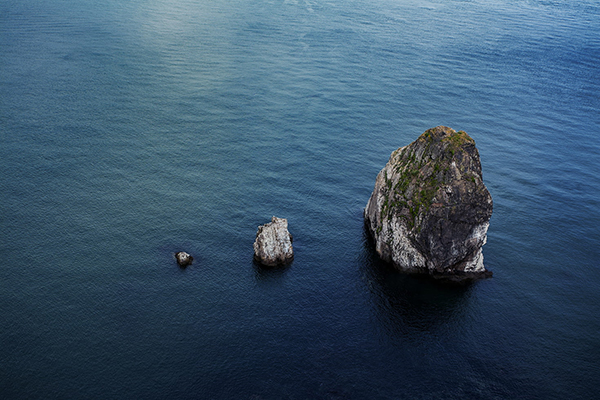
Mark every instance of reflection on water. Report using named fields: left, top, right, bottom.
left=253, top=260, right=291, bottom=284
left=359, top=227, right=473, bottom=341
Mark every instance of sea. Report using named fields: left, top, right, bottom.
left=1, top=0, right=599, bottom=398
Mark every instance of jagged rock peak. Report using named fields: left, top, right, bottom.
left=253, top=216, right=294, bottom=267
left=364, top=126, right=493, bottom=283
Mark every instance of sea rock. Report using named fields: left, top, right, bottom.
left=364, top=126, right=493, bottom=282
left=253, top=216, right=294, bottom=267
left=175, top=251, right=193, bottom=267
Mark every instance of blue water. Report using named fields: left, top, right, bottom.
left=1, top=0, right=599, bottom=398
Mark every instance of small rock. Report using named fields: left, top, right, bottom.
left=175, top=251, right=193, bottom=267
left=253, top=216, right=294, bottom=267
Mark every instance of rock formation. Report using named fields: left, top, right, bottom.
left=364, top=126, right=493, bottom=282
left=175, top=251, right=193, bottom=267
left=253, top=216, right=294, bottom=267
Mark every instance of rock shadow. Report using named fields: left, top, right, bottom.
left=360, top=224, right=474, bottom=340
left=252, top=259, right=291, bottom=284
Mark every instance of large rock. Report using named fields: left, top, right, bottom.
left=364, top=126, right=493, bottom=282
left=253, top=216, right=294, bottom=267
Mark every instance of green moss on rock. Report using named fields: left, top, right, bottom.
left=364, top=126, right=493, bottom=282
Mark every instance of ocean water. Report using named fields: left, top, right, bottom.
left=1, top=0, right=599, bottom=398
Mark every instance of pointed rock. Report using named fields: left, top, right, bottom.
left=253, top=216, right=294, bottom=267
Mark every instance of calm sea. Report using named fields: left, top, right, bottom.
left=1, top=0, right=599, bottom=398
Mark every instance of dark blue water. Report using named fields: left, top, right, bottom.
left=1, top=0, right=599, bottom=398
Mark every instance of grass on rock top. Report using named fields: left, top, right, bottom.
left=380, top=127, right=476, bottom=230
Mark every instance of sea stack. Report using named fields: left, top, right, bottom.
left=364, top=126, right=493, bottom=282
left=253, top=216, right=294, bottom=267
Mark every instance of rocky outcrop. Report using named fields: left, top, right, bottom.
left=364, top=126, right=493, bottom=282
left=253, top=216, right=294, bottom=267
left=175, top=251, right=193, bottom=267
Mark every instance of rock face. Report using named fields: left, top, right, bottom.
left=253, top=216, right=294, bottom=267
left=175, top=251, right=193, bottom=267
left=364, top=126, right=493, bottom=282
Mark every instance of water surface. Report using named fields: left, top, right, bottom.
left=1, top=0, right=599, bottom=398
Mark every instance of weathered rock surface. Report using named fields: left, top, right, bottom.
left=364, top=126, right=493, bottom=282
left=253, top=216, right=294, bottom=267
left=175, top=251, right=193, bottom=267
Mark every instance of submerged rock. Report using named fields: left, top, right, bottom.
left=175, top=251, right=193, bottom=267
left=364, top=126, right=493, bottom=282
left=253, top=216, right=294, bottom=267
